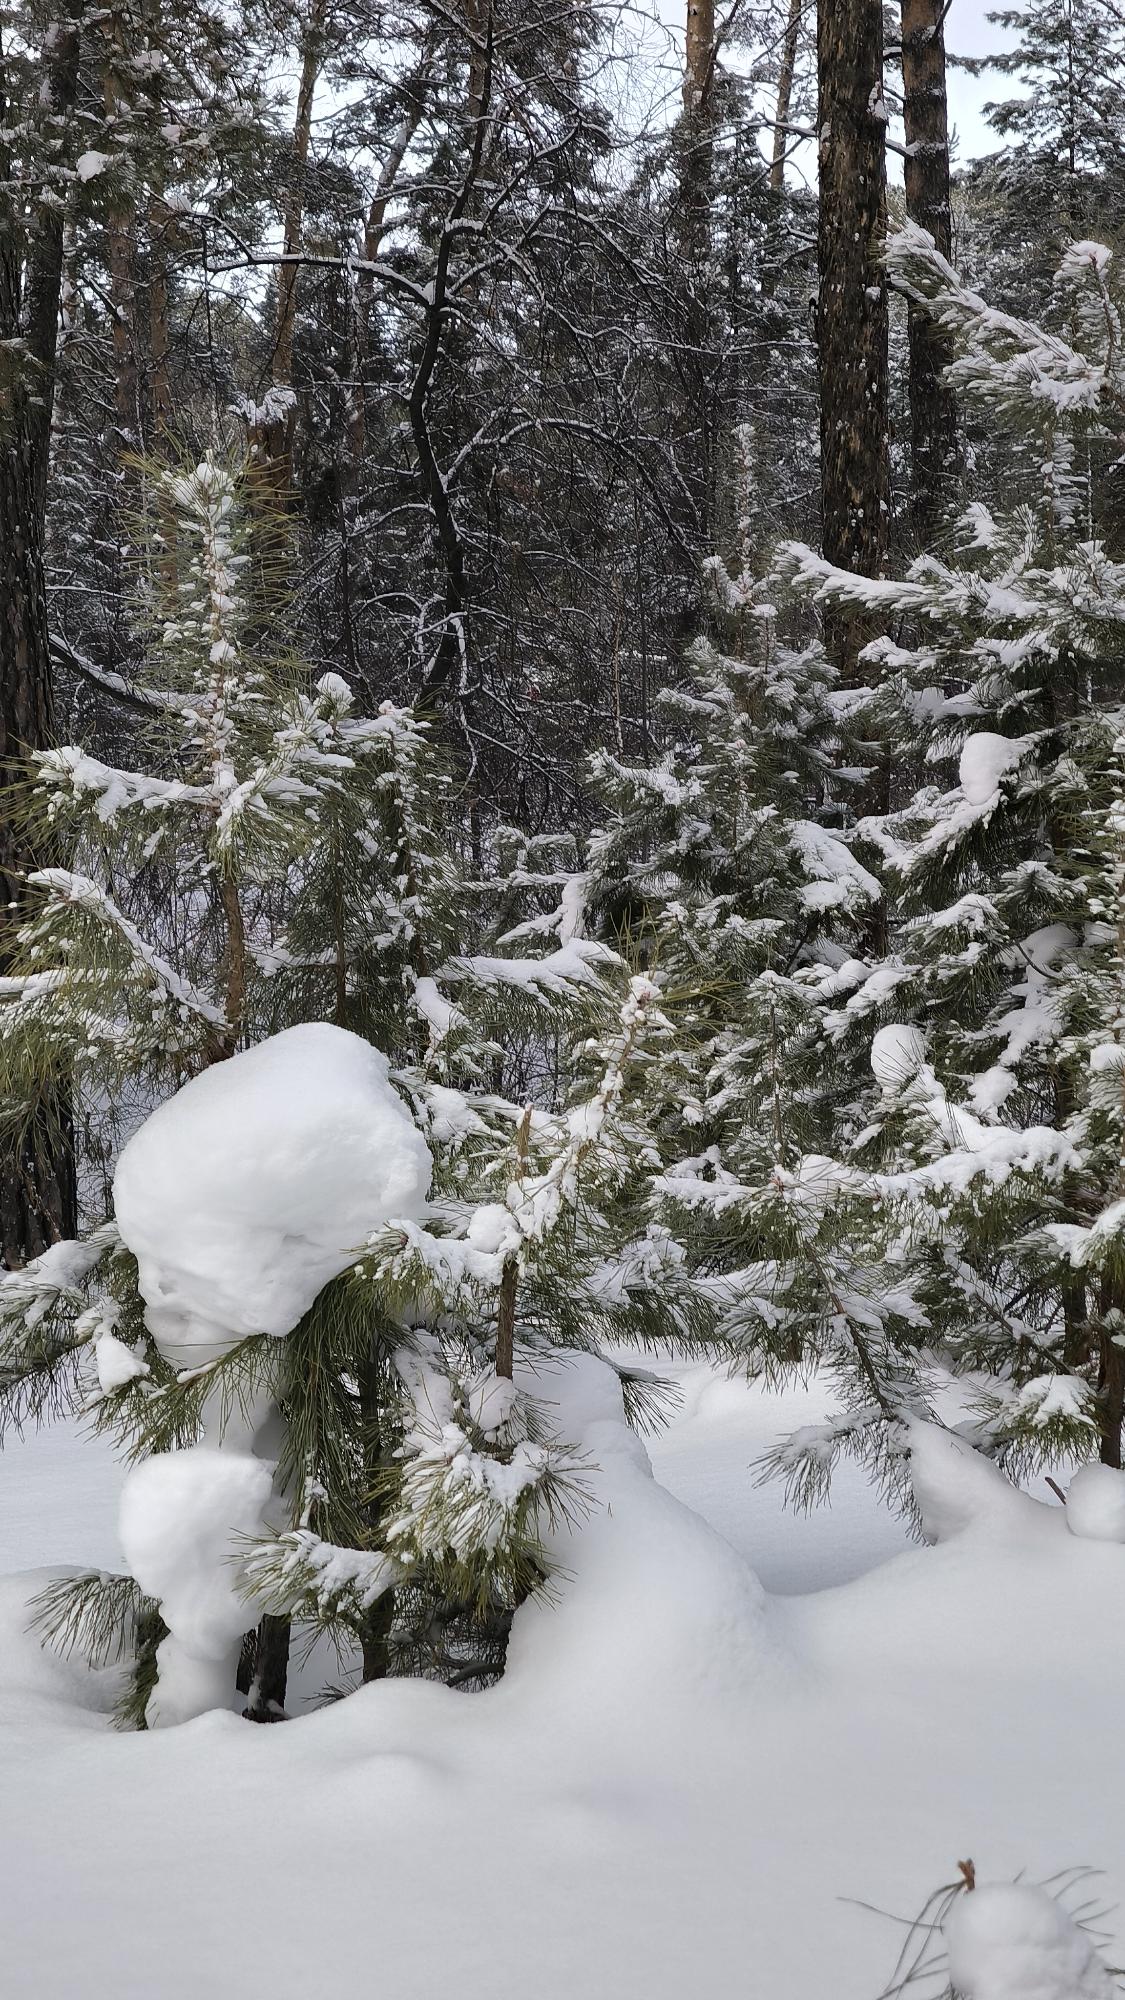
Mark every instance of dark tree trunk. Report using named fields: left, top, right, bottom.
left=1099, top=1331, right=1125, bottom=1467
left=0, top=4, right=82, bottom=1266
left=242, top=1614, right=291, bottom=1721
left=360, top=1591, right=395, bottom=1684
left=1099, top=1274, right=1125, bottom=1467
left=816, top=0, right=889, bottom=673
left=358, top=1348, right=396, bottom=1683
left=901, top=0, right=960, bottom=543
left=0, top=374, right=76, bottom=1265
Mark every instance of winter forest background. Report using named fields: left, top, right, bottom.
left=4, top=2, right=1125, bottom=1996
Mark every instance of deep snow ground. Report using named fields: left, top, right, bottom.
left=0, top=1359, right=1119, bottom=2000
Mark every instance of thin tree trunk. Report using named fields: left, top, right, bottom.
left=901, top=0, right=960, bottom=543
left=1100, top=1282, right=1125, bottom=1467
left=465, top=0, right=490, bottom=128
left=349, top=64, right=431, bottom=465
left=816, top=0, right=889, bottom=674
left=22, top=1, right=83, bottom=512
left=495, top=1108, right=529, bottom=1382
left=358, top=1350, right=395, bottom=1682
left=101, top=7, right=138, bottom=437
left=495, top=1260, right=517, bottom=1381
left=769, top=0, right=803, bottom=191
left=148, top=197, right=174, bottom=437
left=678, top=0, right=718, bottom=548
left=258, top=0, right=329, bottom=486
left=361, top=1593, right=395, bottom=1683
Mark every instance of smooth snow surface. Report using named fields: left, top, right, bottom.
left=945, top=1882, right=1116, bottom=1999
left=114, top=1023, right=431, bottom=1358
left=0, top=1358, right=1121, bottom=1999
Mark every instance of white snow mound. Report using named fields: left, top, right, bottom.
left=905, top=1422, right=1044, bottom=1545
left=502, top=1355, right=777, bottom=1726
left=113, top=1024, right=432, bottom=1358
left=944, top=1882, right=1115, bottom=2000
left=119, top=1445, right=275, bottom=1726
left=119, top=1446, right=273, bottom=1655
left=1066, top=1462, right=1125, bottom=1543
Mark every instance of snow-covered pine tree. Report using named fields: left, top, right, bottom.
left=570, top=561, right=930, bottom=1491
left=0, top=454, right=726, bottom=1723
left=985, top=0, right=1125, bottom=187
left=771, top=222, right=1125, bottom=1480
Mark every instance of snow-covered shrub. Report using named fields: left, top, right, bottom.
left=871, top=1856, right=1120, bottom=2000
left=944, top=1879, right=1118, bottom=2000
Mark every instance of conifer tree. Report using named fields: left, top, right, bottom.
left=771, top=223, right=1125, bottom=1480
left=574, top=555, right=929, bottom=1497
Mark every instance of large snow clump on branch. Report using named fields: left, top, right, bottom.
left=958, top=732, right=1029, bottom=808
left=114, top=1023, right=432, bottom=1359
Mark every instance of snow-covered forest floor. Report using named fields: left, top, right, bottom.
left=1, top=1356, right=1119, bottom=2000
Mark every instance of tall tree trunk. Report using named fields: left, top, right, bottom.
left=683, top=0, right=715, bottom=156
left=465, top=0, right=490, bottom=128
left=769, top=0, right=803, bottom=191
left=901, top=0, right=960, bottom=543
left=101, top=7, right=138, bottom=440
left=148, top=197, right=175, bottom=439
left=22, top=1, right=83, bottom=513
left=0, top=3, right=82, bottom=1266
left=0, top=367, right=76, bottom=1265
left=679, top=0, right=718, bottom=549
left=257, top=0, right=329, bottom=487
left=349, top=63, right=432, bottom=466
left=816, top=0, right=889, bottom=674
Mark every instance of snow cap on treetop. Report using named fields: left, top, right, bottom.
left=114, top=1023, right=432, bottom=1359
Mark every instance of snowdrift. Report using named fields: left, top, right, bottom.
left=0, top=1358, right=1122, bottom=1998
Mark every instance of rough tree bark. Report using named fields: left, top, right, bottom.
left=816, top=0, right=889, bottom=673
left=0, top=3, right=82, bottom=1266
left=901, top=0, right=960, bottom=543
